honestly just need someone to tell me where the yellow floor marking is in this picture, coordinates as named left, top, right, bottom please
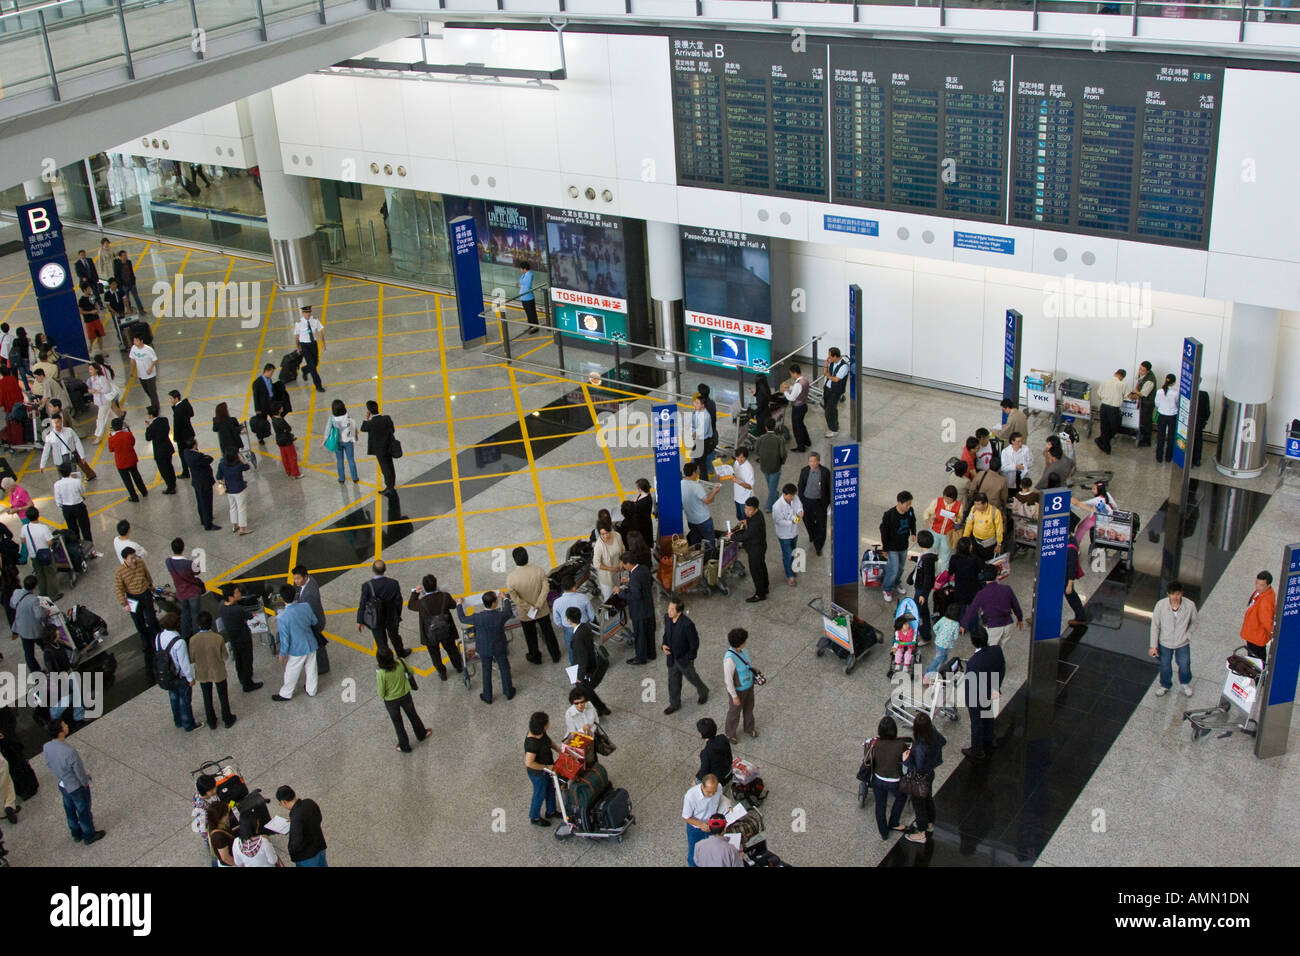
left=434, top=298, right=470, bottom=592
left=581, top=383, right=625, bottom=501
left=508, top=366, right=557, bottom=567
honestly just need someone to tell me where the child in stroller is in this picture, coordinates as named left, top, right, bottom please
left=889, top=612, right=919, bottom=677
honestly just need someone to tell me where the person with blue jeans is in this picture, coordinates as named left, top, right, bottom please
left=326, top=399, right=360, bottom=483
left=155, top=611, right=200, bottom=731
left=42, top=719, right=105, bottom=845
left=771, top=483, right=803, bottom=585
left=551, top=574, right=595, bottom=665
left=878, top=490, right=917, bottom=602
left=682, top=775, right=725, bottom=866
left=524, top=712, right=559, bottom=825
left=754, top=418, right=787, bottom=512
left=869, top=714, right=910, bottom=839
left=277, top=785, right=329, bottom=866
left=1149, top=579, right=1198, bottom=697
left=458, top=591, right=516, bottom=703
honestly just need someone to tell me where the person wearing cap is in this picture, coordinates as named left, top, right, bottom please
left=292, top=305, right=326, bottom=392
left=693, top=813, right=744, bottom=867
left=1241, top=571, right=1277, bottom=662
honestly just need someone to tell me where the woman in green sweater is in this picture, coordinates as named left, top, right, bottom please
left=377, top=647, right=432, bottom=753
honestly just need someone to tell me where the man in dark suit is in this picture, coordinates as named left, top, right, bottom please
left=143, top=407, right=177, bottom=494
left=456, top=591, right=515, bottom=703
left=618, top=552, right=656, bottom=664
left=168, top=390, right=195, bottom=478
left=360, top=399, right=397, bottom=492
left=962, top=626, right=1006, bottom=759
left=796, top=452, right=832, bottom=556
left=632, top=478, right=655, bottom=545
left=73, top=250, right=101, bottom=305
left=1192, top=390, right=1211, bottom=467
left=293, top=564, right=330, bottom=676
left=112, top=250, right=144, bottom=315
left=356, top=560, right=407, bottom=658
left=728, top=497, right=768, bottom=603
left=661, top=595, right=708, bottom=715
left=180, top=438, right=220, bottom=531
left=568, top=611, right=611, bottom=716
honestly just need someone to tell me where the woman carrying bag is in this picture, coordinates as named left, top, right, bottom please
left=900, top=712, right=946, bottom=843
left=376, top=646, right=432, bottom=753
left=324, top=399, right=360, bottom=484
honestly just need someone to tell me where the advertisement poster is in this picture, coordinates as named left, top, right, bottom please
left=544, top=208, right=630, bottom=343
left=681, top=227, right=773, bottom=371
left=443, top=196, right=545, bottom=268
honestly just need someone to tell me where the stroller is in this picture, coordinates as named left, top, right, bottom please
left=886, top=597, right=922, bottom=679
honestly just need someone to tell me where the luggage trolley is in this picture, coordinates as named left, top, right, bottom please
left=545, top=767, right=635, bottom=843
left=1090, top=509, right=1139, bottom=573
left=655, top=535, right=742, bottom=599
left=886, top=657, right=965, bottom=731
left=1183, top=646, right=1266, bottom=741
left=809, top=596, right=879, bottom=675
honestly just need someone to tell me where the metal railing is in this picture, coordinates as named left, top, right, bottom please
left=0, top=0, right=375, bottom=113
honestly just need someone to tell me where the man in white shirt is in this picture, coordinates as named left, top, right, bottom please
left=113, top=519, right=147, bottom=564
left=0, top=323, right=12, bottom=364
left=782, top=365, right=811, bottom=452
left=823, top=347, right=850, bottom=437
left=730, top=446, right=756, bottom=524
left=155, top=614, right=200, bottom=732
left=292, top=305, right=326, bottom=393
left=40, top=414, right=87, bottom=472
left=128, top=333, right=160, bottom=411
left=772, top=483, right=804, bottom=585
left=21, top=507, right=61, bottom=600
left=1094, top=369, right=1126, bottom=455
left=682, top=774, right=728, bottom=867
left=52, top=462, right=101, bottom=558
left=551, top=576, right=596, bottom=665
left=999, top=432, right=1034, bottom=490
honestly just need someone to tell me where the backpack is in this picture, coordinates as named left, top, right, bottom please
left=987, top=437, right=1004, bottom=473
left=428, top=612, right=453, bottom=647
left=361, top=583, right=384, bottom=630
left=154, top=635, right=186, bottom=691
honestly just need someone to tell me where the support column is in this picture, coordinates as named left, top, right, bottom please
left=23, top=179, right=53, bottom=200
left=1217, top=304, right=1281, bottom=479
left=646, top=220, right=682, bottom=398
left=246, top=91, right=322, bottom=292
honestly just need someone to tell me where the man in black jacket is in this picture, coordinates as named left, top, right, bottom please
left=797, top=452, right=832, bottom=556
left=661, top=595, right=709, bottom=715
left=912, top=530, right=938, bottom=642
left=168, top=390, right=195, bottom=478
left=962, top=627, right=1006, bottom=759
left=143, top=407, right=177, bottom=494
left=180, top=439, right=220, bottom=531
left=695, top=717, right=732, bottom=784
left=275, top=785, right=328, bottom=867
left=879, top=490, right=916, bottom=602
left=457, top=591, right=515, bottom=703
left=728, top=497, right=768, bottom=603
left=618, top=552, right=656, bottom=664
left=361, top=400, right=397, bottom=492
left=568, top=611, right=611, bottom=716
left=357, top=560, right=407, bottom=658
left=73, top=250, right=101, bottom=304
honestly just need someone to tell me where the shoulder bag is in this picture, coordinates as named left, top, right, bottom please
left=25, top=526, right=52, bottom=567
left=401, top=657, right=419, bottom=692
left=899, top=768, right=931, bottom=799
left=323, top=422, right=340, bottom=453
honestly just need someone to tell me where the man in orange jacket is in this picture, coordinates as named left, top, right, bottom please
left=1241, top=571, right=1277, bottom=662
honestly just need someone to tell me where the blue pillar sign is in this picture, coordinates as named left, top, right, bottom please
left=652, top=403, right=682, bottom=539
left=1172, top=337, right=1200, bottom=470
left=1003, top=309, right=1021, bottom=425
left=831, top=443, right=860, bottom=590
left=15, top=199, right=90, bottom=364
left=1033, top=488, right=1072, bottom=643
left=447, top=215, right=486, bottom=347
left=1255, top=545, right=1300, bottom=758
left=848, top=284, right=858, bottom=403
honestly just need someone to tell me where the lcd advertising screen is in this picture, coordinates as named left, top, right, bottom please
left=443, top=196, right=546, bottom=267
left=681, top=228, right=773, bottom=371
left=544, top=208, right=630, bottom=343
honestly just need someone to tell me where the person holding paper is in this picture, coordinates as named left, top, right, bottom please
left=551, top=574, right=595, bottom=665
left=730, top=446, right=756, bottom=523
left=682, top=774, right=727, bottom=867
left=507, top=547, right=562, bottom=665
left=567, top=610, right=611, bottom=717
left=619, top=552, right=656, bottom=665
left=458, top=591, right=515, bottom=704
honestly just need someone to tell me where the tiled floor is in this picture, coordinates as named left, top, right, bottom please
left=0, top=228, right=1297, bottom=868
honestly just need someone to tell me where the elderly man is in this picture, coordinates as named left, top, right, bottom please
left=682, top=774, right=728, bottom=867
left=272, top=583, right=319, bottom=702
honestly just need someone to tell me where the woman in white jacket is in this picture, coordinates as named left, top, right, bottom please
left=324, top=398, right=359, bottom=483
left=87, top=360, right=121, bottom=441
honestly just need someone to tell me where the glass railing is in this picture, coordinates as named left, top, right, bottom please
left=0, top=0, right=375, bottom=113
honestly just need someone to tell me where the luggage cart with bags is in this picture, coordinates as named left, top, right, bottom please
left=547, top=763, right=635, bottom=843
left=1090, top=509, right=1139, bottom=573
left=1183, top=646, right=1266, bottom=740
left=810, top=595, right=880, bottom=675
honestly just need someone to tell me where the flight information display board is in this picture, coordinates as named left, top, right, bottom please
left=1009, top=55, right=1221, bottom=247
left=668, top=34, right=1226, bottom=249
left=671, top=35, right=828, bottom=200
left=830, top=45, right=1009, bottom=221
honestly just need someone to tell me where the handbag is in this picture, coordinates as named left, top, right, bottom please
left=899, top=769, right=931, bottom=798
left=323, top=423, right=340, bottom=453
left=389, top=437, right=403, bottom=459
left=214, top=480, right=227, bottom=496
left=594, top=724, right=616, bottom=756
left=856, top=738, right=876, bottom=783
left=401, top=658, right=418, bottom=692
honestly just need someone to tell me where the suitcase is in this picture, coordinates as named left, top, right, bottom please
left=237, top=789, right=271, bottom=831
left=278, top=351, right=303, bottom=384
left=566, top=764, right=610, bottom=829
left=196, top=757, right=250, bottom=805
left=590, top=787, right=630, bottom=831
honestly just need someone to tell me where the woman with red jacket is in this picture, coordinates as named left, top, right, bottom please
left=107, top=417, right=149, bottom=503
left=1241, top=571, right=1277, bottom=661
